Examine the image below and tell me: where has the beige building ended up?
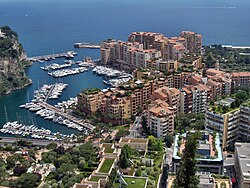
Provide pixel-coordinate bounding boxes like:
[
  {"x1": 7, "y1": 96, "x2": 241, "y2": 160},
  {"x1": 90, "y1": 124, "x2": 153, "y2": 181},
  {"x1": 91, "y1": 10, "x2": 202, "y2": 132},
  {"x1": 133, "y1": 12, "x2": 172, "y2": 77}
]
[
  {"x1": 148, "y1": 99, "x2": 174, "y2": 138},
  {"x1": 119, "y1": 137, "x2": 148, "y2": 151}
]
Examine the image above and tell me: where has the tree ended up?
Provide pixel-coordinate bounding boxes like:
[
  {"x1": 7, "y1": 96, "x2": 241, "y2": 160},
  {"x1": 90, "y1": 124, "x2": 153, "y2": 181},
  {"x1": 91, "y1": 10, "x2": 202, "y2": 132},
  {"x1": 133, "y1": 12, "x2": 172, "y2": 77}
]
[
  {"x1": 116, "y1": 128, "x2": 129, "y2": 139},
  {"x1": 105, "y1": 169, "x2": 117, "y2": 188},
  {"x1": 173, "y1": 133, "x2": 200, "y2": 188},
  {"x1": 165, "y1": 134, "x2": 174, "y2": 148},
  {"x1": 46, "y1": 143, "x2": 58, "y2": 150},
  {"x1": 119, "y1": 145, "x2": 133, "y2": 169},
  {"x1": 11, "y1": 173, "x2": 41, "y2": 188},
  {"x1": 135, "y1": 166, "x2": 142, "y2": 176},
  {"x1": 148, "y1": 136, "x2": 163, "y2": 151},
  {"x1": 13, "y1": 165, "x2": 27, "y2": 176}
]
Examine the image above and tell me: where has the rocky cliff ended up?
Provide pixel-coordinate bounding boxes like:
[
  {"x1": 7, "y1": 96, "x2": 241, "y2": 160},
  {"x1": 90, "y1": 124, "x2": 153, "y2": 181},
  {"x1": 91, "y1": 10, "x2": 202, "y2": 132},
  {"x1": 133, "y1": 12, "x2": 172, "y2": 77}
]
[{"x1": 0, "y1": 26, "x2": 32, "y2": 95}]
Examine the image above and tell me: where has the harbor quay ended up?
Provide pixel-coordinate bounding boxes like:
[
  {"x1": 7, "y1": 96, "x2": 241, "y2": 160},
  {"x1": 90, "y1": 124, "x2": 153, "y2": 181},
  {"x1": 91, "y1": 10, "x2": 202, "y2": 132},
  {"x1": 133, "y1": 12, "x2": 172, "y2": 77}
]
[
  {"x1": 27, "y1": 51, "x2": 77, "y2": 62},
  {"x1": 38, "y1": 102, "x2": 95, "y2": 130}
]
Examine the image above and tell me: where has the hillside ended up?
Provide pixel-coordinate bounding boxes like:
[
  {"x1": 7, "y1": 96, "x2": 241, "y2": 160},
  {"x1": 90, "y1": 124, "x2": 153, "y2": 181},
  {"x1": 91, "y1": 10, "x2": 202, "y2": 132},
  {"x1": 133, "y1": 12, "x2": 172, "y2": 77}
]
[{"x1": 0, "y1": 26, "x2": 32, "y2": 95}]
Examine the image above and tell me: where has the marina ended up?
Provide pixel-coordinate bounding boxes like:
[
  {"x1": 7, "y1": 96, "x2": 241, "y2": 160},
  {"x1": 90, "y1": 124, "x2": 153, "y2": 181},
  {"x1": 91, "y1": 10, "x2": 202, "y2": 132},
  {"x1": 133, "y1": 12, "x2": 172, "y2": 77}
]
[
  {"x1": 41, "y1": 63, "x2": 72, "y2": 71},
  {"x1": 18, "y1": 82, "x2": 95, "y2": 132},
  {"x1": 0, "y1": 121, "x2": 73, "y2": 141},
  {"x1": 27, "y1": 51, "x2": 77, "y2": 62},
  {"x1": 93, "y1": 66, "x2": 131, "y2": 77},
  {"x1": 93, "y1": 66, "x2": 133, "y2": 87},
  {"x1": 48, "y1": 67, "x2": 88, "y2": 78}
]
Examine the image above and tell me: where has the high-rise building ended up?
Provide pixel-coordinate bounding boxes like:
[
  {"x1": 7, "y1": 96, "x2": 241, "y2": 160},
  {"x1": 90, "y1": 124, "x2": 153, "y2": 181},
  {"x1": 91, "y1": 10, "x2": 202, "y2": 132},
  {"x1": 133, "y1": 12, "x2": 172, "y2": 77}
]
[
  {"x1": 148, "y1": 99, "x2": 174, "y2": 138},
  {"x1": 180, "y1": 31, "x2": 202, "y2": 55}
]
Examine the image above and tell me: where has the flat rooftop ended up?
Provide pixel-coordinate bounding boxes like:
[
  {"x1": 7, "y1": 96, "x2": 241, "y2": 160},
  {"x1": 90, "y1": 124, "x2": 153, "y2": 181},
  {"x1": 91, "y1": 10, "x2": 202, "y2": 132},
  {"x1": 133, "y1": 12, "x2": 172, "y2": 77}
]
[
  {"x1": 235, "y1": 143, "x2": 250, "y2": 179},
  {"x1": 120, "y1": 137, "x2": 148, "y2": 143}
]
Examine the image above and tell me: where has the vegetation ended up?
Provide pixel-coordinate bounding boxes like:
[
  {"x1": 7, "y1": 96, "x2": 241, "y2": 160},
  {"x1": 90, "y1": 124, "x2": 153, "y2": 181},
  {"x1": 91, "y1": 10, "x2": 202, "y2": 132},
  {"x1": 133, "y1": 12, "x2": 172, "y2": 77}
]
[
  {"x1": 210, "y1": 89, "x2": 250, "y2": 114},
  {"x1": 203, "y1": 45, "x2": 250, "y2": 71},
  {"x1": 83, "y1": 88, "x2": 100, "y2": 95},
  {"x1": 99, "y1": 158, "x2": 115, "y2": 173},
  {"x1": 165, "y1": 134, "x2": 174, "y2": 148},
  {"x1": 105, "y1": 169, "x2": 117, "y2": 188},
  {"x1": 173, "y1": 133, "x2": 200, "y2": 188},
  {"x1": 0, "y1": 25, "x2": 31, "y2": 95},
  {"x1": 119, "y1": 145, "x2": 133, "y2": 169},
  {"x1": 175, "y1": 113, "x2": 205, "y2": 133},
  {"x1": 115, "y1": 177, "x2": 147, "y2": 188},
  {"x1": 148, "y1": 135, "x2": 163, "y2": 151},
  {"x1": 42, "y1": 142, "x2": 99, "y2": 188},
  {"x1": 11, "y1": 173, "x2": 41, "y2": 188}
]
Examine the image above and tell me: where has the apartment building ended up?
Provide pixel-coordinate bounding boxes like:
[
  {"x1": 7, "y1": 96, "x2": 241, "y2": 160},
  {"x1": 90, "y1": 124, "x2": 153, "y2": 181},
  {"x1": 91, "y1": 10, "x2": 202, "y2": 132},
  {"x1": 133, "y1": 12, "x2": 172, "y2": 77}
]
[
  {"x1": 180, "y1": 31, "x2": 202, "y2": 55},
  {"x1": 180, "y1": 84, "x2": 210, "y2": 114},
  {"x1": 128, "y1": 31, "x2": 164, "y2": 49},
  {"x1": 148, "y1": 99, "x2": 175, "y2": 138},
  {"x1": 172, "y1": 131, "x2": 223, "y2": 175},
  {"x1": 101, "y1": 31, "x2": 202, "y2": 68},
  {"x1": 151, "y1": 86, "x2": 180, "y2": 115},
  {"x1": 77, "y1": 88, "x2": 104, "y2": 114},
  {"x1": 205, "y1": 99, "x2": 240, "y2": 150},
  {"x1": 207, "y1": 79, "x2": 222, "y2": 101},
  {"x1": 234, "y1": 142, "x2": 250, "y2": 188},
  {"x1": 232, "y1": 72, "x2": 250, "y2": 88},
  {"x1": 239, "y1": 105, "x2": 250, "y2": 142}
]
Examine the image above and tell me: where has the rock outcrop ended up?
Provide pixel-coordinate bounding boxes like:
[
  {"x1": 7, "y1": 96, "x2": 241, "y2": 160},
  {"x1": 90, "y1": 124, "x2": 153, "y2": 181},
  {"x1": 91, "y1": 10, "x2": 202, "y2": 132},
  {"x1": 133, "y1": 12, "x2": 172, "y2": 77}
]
[{"x1": 0, "y1": 26, "x2": 32, "y2": 95}]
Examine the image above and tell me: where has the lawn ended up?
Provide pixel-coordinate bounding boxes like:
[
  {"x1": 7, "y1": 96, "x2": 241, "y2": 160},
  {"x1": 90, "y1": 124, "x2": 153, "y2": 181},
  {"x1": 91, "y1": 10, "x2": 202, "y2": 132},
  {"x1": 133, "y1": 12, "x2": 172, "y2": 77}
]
[
  {"x1": 90, "y1": 176, "x2": 103, "y2": 182},
  {"x1": 102, "y1": 143, "x2": 115, "y2": 153},
  {"x1": 99, "y1": 158, "x2": 115, "y2": 173},
  {"x1": 105, "y1": 147, "x2": 115, "y2": 153},
  {"x1": 115, "y1": 177, "x2": 147, "y2": 188}
]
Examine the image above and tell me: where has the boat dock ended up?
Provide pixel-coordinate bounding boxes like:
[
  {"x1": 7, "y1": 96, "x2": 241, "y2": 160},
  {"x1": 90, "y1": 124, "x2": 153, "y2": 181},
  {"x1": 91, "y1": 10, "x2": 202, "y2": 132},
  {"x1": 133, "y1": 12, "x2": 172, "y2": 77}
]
[
  {"x1": 74, "y1": 42, "x2": 100, "y2": 49},
  {"x1": 44, "y1": 84, "x2": 55, "y2": 102},
  {"x1": 38, "y1": 102, "x2": 95, "y2": 130},
  {"x1": 27, "y1": 51, "x2": 77, "y2": 62}
]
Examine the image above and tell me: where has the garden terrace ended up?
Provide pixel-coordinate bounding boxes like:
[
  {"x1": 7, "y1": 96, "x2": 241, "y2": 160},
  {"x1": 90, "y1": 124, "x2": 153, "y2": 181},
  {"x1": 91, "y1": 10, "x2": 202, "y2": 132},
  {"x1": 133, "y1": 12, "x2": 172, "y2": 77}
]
[
  {"x1": 89, "y1": 175, "x2": 105, "y2": 182},
  {"x1": 98, "y1": 158, "x2": 115, "y2": 173},
  {"x1": 115, "y1": 176, "x2": 148, "y2": 188},
  {"x1": 101, "y1": 143, "x2": 115, "y2": 154},
  {"x1": 83, "y1": 88, "x2": 101, "y2": 95}
]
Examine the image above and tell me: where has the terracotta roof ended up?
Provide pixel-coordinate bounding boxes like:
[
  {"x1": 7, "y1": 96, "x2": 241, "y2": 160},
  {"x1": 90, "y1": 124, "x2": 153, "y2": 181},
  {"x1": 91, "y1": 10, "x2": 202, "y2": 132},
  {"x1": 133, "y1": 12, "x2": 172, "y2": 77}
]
[{"x1": 232, "y1": 72, "x2": 250, "y2": 77}]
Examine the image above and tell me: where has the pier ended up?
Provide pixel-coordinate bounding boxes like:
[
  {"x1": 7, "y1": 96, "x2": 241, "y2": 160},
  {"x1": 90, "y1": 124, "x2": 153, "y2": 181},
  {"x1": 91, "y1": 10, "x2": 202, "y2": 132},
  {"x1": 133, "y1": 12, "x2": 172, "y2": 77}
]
[
  {"x1": 38, "y1": 102, "x2": 95, "y2": 130},
  {"x1": 44, "y1": 84, "x2": 55, "y2": 102},
  {"x1": 222, "y1": 45, "x2": 250, "y2": 49},
  {"x1": 74, "y1": 42, "x2": 100, "y2": 49},
  {"x1": 27, "y1": 51, "x2": 77, "y2": 62}
]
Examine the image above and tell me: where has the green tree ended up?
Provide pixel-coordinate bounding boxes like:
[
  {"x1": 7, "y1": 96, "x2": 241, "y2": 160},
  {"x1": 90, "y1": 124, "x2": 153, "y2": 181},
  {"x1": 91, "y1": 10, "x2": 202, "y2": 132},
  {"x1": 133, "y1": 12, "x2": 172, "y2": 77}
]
[
  {"x1": 46, "y1": 143, "x2": 58, "y2": 150},
  {"x1": 135, "y1": 166, "x2": 142, "y2": 176},
  {"x1": 119, "y1": 145, "x2": 133, "y2": 169},
  {"x1": 105, "y1": 169, "x2": 117, "y2": 188},
  {"x1": 173, "y1": 133, "x2": 200, "y2": 188},
  {"x1": 116, "y1": 127, "x2": 129, "y2": 139},
  {"x1": 148, "y1": 136, "x2": 163, "y2": 151},
  {"x1": 11, "y1": 173, "x2": 41, "y2": 188},
  {"x1": 165, "y1": 134, "x2": 174, "y2": 148}
]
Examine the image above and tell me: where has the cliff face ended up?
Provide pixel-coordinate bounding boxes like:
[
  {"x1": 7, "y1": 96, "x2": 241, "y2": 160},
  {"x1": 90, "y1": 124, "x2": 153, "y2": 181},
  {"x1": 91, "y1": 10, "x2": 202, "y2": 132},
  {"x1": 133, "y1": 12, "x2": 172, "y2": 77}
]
[{"x1": 0, "y1": 26, "x2": 32, "y2": 95}]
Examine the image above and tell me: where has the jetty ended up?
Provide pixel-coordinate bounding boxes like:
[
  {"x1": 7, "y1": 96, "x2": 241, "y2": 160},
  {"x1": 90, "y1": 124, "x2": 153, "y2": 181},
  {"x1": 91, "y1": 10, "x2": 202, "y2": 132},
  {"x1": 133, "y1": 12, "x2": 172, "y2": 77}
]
[
  {"x1": 74, "y1": 42, "x2": 100, "y2": 49},
  {"x1": 27, "y1": 51, "x2": 77, "y2": 62},
  {"x1": 38, "y1": 102, "x2": 95, "y2": 130},
  {"x1": 222, "y1": 45, "x2": 250, "y2": 49}
]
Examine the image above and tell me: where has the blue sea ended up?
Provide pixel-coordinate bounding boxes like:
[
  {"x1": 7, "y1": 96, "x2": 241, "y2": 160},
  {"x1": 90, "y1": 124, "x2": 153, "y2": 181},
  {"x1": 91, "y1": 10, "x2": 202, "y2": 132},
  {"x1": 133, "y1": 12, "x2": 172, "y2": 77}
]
[{"x1": 0, "y1": 0, "x2": 250, "y2": 134}]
